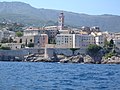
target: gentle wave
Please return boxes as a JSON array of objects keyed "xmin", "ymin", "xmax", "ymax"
[{"xmin": 0, "ymin": 62, "xmax": 120, "ymax": 90}]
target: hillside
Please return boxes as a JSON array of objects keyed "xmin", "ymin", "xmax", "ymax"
[{"xmin": 0, "ymin": 1, "xmax": 120, "ymax": 32}]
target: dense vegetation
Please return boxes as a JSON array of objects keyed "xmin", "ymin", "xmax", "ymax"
[
  {"xmin": 103, "ymin": 39, "xmax": 116, "ymax": 59},
  {"xmin": 86, "ymin": 39, "xmax": 118, "ymax": 63},
  {"xmin": 86, "ymin": 44, "xmax": 102, "ymax": 57}
]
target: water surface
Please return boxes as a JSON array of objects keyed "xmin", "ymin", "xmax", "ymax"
[{"xmin": 0, "ymin": 62, "xmax": 120, "ymax": 90}]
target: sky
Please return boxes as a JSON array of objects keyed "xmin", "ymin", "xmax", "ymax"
[{"xmin": 0, "ymin": 0, "xmax": 120, "ymax": 15}]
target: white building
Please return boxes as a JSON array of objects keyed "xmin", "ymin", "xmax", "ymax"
[
  {"xmin": 95, "ymin": 35, "xmax": 105, "ymax": 47},
  {"xmin": 56, "ymin": 34, "xmax": 73, "ymax": 48},
  {"xmin": 91, "ymin": 32, "xmax": 105, "ymax": 47},
  {"xmin": 113, "ymin": 33, "xmax": 120, "ymax": 49},
  {"xmin": 55, "ymin": 34, "xmax": 95, "ymax": 48},
  {"xmin": 74, "ymin": 34, "xmax": 95, "ymax": 48}
]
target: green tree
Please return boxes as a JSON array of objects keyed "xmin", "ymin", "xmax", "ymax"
[
  {"xmin": 109, "ymin": 39, "xmax": 114, "ymax": 48},
  {"xmin": 104, "ymin": 38, "xmax": 109, "ymax": 48},
  {"xmin": 104, "ymin": 52, "xmax": 116, "ymax": 59},
  {"xmin": 104, "ymin": 39, "xmax": 115, "ymax": 53},
  {"xmin": 87, "ymin": 44, "xmax": 102, "ymax": 55},
  {"xmin": 16, "ymin": 31, "xmax": 23, "ymax": 37},
  {"xmin": 86, "ymin": 44, "xmax": 102, "ymax": 63}
]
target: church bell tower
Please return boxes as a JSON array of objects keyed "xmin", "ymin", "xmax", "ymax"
[{"xmin": 58, "ymin": 12, "xmax": 64, "ymax": 30}]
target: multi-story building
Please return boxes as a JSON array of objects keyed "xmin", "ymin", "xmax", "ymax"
[
  {"xmin": 55, "ymin": 34, "xmax": 73, "ymax": 48},
  {"xmin": 113, "ymin": 33, "xmax": 120, "ymax": 49},
  {"xmin": 74, "ymin": 34, "xmax": 95, "ymax": 48},
  {"xmin": 16, "ymin": 35, "xmax": 39, "ymax": 48},
  {"xmin": 95, "ymin": 35, "xmax": 105, "ymax": 47},
  {"xmin": 91, "ymin": 32, "xmax": 105, "ymax": 47},
  {"xmin": 16, "ymin": 34, "xmax": 48, "ymax": 48},
  {"xmin": 23, "ymin": 27, "xmax": 46, "ymax": 36},
  {"xmin": 24, "ymin": 27, "xmax": 58, "ymax": 39},
  {"xmin": 55, "ymin": 34, "xmax": 95, "ymax": 48}
]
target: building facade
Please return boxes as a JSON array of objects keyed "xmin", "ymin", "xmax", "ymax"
[
  {"xmin": 16, "ymin": 34, "xmax": 48, "ymax": 48},
  {"xmin": 55, "ymin": 34, "xmax": 73, "ymax": 48},
  {"xmin": 39, "ymin": 34, "xmax": 48, "ymax": 48},
  {"xmin": 23, "ymin": 27, "xmax": 46, "ymax": 36},
  {"xmin": 24, "ymin": 27, "xmax": 58, "ymax": 39},
  {"xmin": 95, "ymin": 35, "xmax": 105, "ymax": 47},
  {"xmin": 55, "ymin": 34, "xmax": 95, "ymax": 48}
]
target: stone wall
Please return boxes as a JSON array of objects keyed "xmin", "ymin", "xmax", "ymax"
[
  {"xmin": 0, "ymin": 48, "xmax": 45, "ymax": 61},
  {"xmin": 0, "ymin": 50, "xmax": 28, "ymax": 61},
  {"xmin": 45, "ymin": 48, "xmax": 86, "ymax": 58}
]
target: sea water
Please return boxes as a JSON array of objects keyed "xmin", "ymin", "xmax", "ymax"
[{"xmin": 0, "ymin": 62, "xmax": 120, "ymax": 90}]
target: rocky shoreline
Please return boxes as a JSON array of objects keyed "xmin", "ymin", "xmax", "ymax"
[{"xmin": 24, "ymin": 54, "xmax": 120, "ymax": 64}]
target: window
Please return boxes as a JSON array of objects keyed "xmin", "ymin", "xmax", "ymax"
[
  {"xmin": 30, "ymin": 39, "xmax": 32, "ymax": 42},
  {"xmin": 19, "ymin": 39, "xmax": 22, "ymax": 43}
]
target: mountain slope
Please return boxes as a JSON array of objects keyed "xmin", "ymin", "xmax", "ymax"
[{"xmin": 0, "ymin": 1, "xmax": 120, "ymax": 32}]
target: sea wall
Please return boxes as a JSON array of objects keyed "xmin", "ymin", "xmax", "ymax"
[
  {"xmin": 45, "ymin": 48, "xmax": 86, "ymax": 58},
  {"xmin": 0, "ymin": 50, "xmax": 28, "ymax": 61},
  {"xmin": 0, "ymin": 48, "xmax": 44, "ymax": 61}
]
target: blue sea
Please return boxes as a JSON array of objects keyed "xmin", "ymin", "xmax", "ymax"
[{"xmin": 0, "ymin": 62, "xmax": 120, "ymax": 90}]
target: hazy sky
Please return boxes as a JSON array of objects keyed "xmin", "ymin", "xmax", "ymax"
[{"xmin": 0, "ymin": 0, "xmax": 120, "ymax": 15}]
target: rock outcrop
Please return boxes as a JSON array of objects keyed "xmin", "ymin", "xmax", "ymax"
[
  {"xmin": 83, "ymin": 55, "xmax": 94, "ymax": 64},
  {"xmin": 24, "ymin": 53, "xmax": 120, "ymax": 64},
  {"xmin": 60, "ymin": 55, "xmax": 84, "ymax": 63},
  {"xmin": 101, "ymin": 56, "xmax": 120, "ymax": 64}
]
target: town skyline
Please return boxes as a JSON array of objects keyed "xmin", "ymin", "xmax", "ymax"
[{"xmin": 0, "ymin": 0, "xmax": 120, "ymax": 15}]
